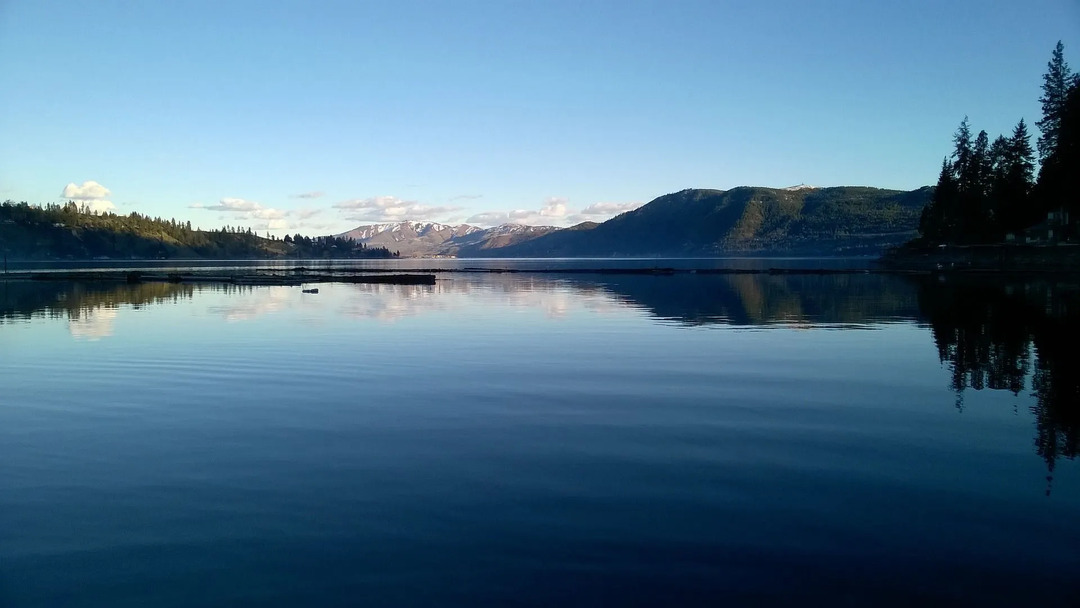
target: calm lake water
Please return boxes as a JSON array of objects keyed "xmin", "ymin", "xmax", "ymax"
[{"xmin": 1, "ymin": 268, "xmax": 1078, "ymax": 606}]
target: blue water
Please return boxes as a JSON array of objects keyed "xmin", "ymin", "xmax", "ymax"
[{"xmin": 1, "ymin": 273, "xmax": 1077, "ymax": 606}]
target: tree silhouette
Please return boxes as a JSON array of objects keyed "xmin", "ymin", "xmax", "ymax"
[{"xmin": 1037, "ymin": 41, "xmax": 1078, "ymax": 162}]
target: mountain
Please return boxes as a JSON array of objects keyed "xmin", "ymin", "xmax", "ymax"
[
  {"xmin": 478, "ymin": 186, "xmax": 933, "ymax": 257},
  {"xmin": 446, "ymin": 224, "xmax": 558, "ymax": 255},
  {"xmin": 335, "ymin": 221, "xmax": 556, "ymax": 257},
  {"xmin": 336, "ymin": 221, "xmax": 481, "ymax": 257}
]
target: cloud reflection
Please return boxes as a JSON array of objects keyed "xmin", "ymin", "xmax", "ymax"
[
  {"xmin": 335, "ymin": 277, "xmax": 633, "ymax": 323},
  {"xmin": 338, "ymin": 283, "xmax": 453, "ymax": 322},
  {"xmin": 208, "ymin": 286, "xmax": 300, "ymax": 322},
  {"xmin": 67, "ymin": 307, "xmax": 118, "ymax": 341}
]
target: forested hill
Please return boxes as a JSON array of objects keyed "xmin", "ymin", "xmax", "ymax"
[
  {"xmin": 1, "ymin": 188, "xmax": 932, "ymax": 260},
  {"xmin": 481, "ymin": 186, "xmax": 933, "ymax": 257},
  {"xmin": 0, "ymin": 201, "xmax": 396, "ymax": 260}
]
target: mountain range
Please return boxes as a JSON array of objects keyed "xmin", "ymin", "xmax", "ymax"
[
  {"xmin": 336, "ymin": 221, "xmax": 558, "ymax": 257},
  {"xmin": 336, "ymin": 185, "xmax": 933, "ymax": 257}
]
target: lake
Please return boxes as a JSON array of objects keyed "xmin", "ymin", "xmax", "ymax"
[{"xmin": 1, "ymin": 267, "xmax": 1078, "ymax": 606}]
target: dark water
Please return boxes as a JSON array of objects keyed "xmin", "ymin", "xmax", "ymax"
[{"xmin": 1, "ymin": 271, "xmax": 1078, "ymax": 606}]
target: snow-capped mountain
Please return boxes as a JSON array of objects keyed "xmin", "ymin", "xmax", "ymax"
[
  {"xmin": 335, "ymin": 221, "xmax": 555, "ymax": 257},
  {"xmin": 338, "ymin": 221, "xmax": 481, "ymax": 241}
]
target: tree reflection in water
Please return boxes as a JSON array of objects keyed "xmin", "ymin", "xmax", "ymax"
[{"xmin": 916, "ymin": 275, "xmax": 1080, "ymax": 495}]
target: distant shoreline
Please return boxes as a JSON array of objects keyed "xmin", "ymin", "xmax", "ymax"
[
  {"xmin": 880, "ymin": 243, "xmax": 1080, "ymax": 272},
  {"xmin": 4, "ymin": 264, "xmax": 1080, "ymax": 288}
]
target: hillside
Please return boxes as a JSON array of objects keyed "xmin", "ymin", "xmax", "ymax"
[
  {"xmin": 481, "ymin": 186, "xmax": 933, "ymax": 257},
  {"xmin": 0, "ymin": 202, "xmax": 394, "ymax": 260}
]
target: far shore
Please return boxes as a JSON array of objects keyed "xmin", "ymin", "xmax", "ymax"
[
  {"xmin": 2, "ymin": 264, "xmax": 1078, "ymax": 288},
  {"xmin": 3, "ymin": 244, "xmax": 1079, "ymax": 287},
  {"xmin": 880, "ymin": 243, "xmax": 1080, "ymax": 272}
]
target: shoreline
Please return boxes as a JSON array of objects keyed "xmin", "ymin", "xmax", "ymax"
[
  {"xmin": 3, "ymin": 265, "xmax": 1078, "ymax": 287},
  {"xmin": 880, "ymin": 243, "xmax": 1080, "ymax": 272}
]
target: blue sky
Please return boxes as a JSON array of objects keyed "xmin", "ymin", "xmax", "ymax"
[{"xmin": 1, "ymin": 0, "xmax": 1077, "ymax": 235}]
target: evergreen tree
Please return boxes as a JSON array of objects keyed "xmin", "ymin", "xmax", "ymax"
[
  {"xmin": 988, "ymin": 119, "xmax": 1037, "ymax": 237},
  {"xmin": 1008, "ymin": 119, "xmax": 1036, "ymax": 188},
  {"xmin": 952, "ymin": 117, "xmax": 973, "ymax": 190},
  {"xmin": 1034, "ymin": 83, "xmax": 1080, "ymax": 237},
  {"xmin": 1037, "ymin": 41, "xmax": 1078, "ymax": 162},
  {"xmin": 966, "ymin": 130, "xmax": 993, "ymax": 239},
  {"xmin": 921, "ymin": 157, "xmax": 959, "ymax": 242},
  {"xmin": 987, "ymin": 135, "xmax": 1010, "ymax": 238},
  {"xmin": 973, "ymin": 130, "xmax": 992, "ymax": 196},
  {"xmin": 946, "ymin": 122, "xmax": 993, "ymax": 241}
]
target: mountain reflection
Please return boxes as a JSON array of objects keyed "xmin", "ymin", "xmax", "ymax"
[
  {"xmin": 915, "ymin": 275, "xmax": 1079, "ymax": 492},
  {"xmin": 559, "ymin": 273, "xmax": 920, "ymax": 326},
  {"xmin": 2, "ymin": 272, "xmax": 1077, "ymax": 489},
  {"xmin": 1, "ymin": 274, "xmax": 922, "ymax": 327}
]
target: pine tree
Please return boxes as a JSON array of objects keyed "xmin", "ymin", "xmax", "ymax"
[
  {"xmin": 921, "ymin": 157, "xmax": 958, "ymax": 242},
  {"xmin": 1037, "ymin": 41, "xmax": 1078, "ymax": 162},
  {"xmin": 988, "ymin": 120, "xmax": 1037, "ymax": 236},
  {"xmin": 952, "ymin": 117, "xmax": 973, "ymax": 190},
  {"xmin": 987, "ymin": 135, "xmax": 1010, "ymax": 238},
  {"xmin": 952, "ymin": 127, "xmax": 992, "ymax": 241},
  {"xmin": 1009, "ymin": 119, "xmax": 1036, "ymax": 188},
  {"xmin": 973, "ymin": 130, "xmax": 992, "ymax": 196},
  {"xmin": 1034, "ymin": 82, "xmax": 1080, "ymax": 237}
]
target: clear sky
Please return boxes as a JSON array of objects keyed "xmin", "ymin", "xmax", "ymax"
[{"xmin": 1, "ymin": 0, "xmax": 1077, "ymax": 235}]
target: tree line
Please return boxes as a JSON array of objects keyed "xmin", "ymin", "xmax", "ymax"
[
  {"xmin": 919, "ymin": 41, "xmax": 1079, "ymax": 244},
  {"xmin": 0, "ymin": 200, "xmax": 396, "ymax": 260},
  {"xmin": 283, "ymin": 233, "xmax": 398, "ymax": 258}
]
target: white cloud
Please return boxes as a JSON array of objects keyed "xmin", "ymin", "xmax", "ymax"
[
  {"xmin": 61, "ymin": 180, "xmax": 115, "ymax": 213},
  {"xmin": 334, "ymin": 195, "xmax": 462, "ymax": 223},
  {"xmin": 206, "ymin": 197, "xmax": 263, "ymax": 212},
  {"xmin": 190, "ymin": 197, "xmax": 291, "ymax": 229},
  {"xmin": 262, "ymin": 219, "xmax": 290, "ymax": 230},
  {"xmin": 62, "ymin": 180, "xmax": 111, "ymax": 200},
  {"xmin": 467, "ymin": 197, "xmax": 572, "ymax": 227},
  {"xmin": 465, "ymin": 211, "xmax": 511, "ymax": 225},
  {"xmin": 84, "ymin": 200, "xmax": 117, "ymax": 213},
  {"xmin": 538, "ymin": 197, "xmax": 568, "ymax": 218},
  {"xmin": 565, "ymin": 201, "xmax": 644, "ymax": 224},
  {"xmin": 294, "ymin": 208, "xmax": 323, "ymax": 220},
  {"xmin": 290, "ymin": 191, "xmax": 325, "ymax": 199},
  {"xmin": 251, "ymin": 208, "xmax": 287, "ymax": 220},
  {"xmin": 579, "ymin": 201, "xmax": 643, "ymax": 216}
]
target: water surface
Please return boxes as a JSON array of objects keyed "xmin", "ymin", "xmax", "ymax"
[{"xmin": 1, "ymin": 272, "xmax": 1077, "ymax": 606}]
